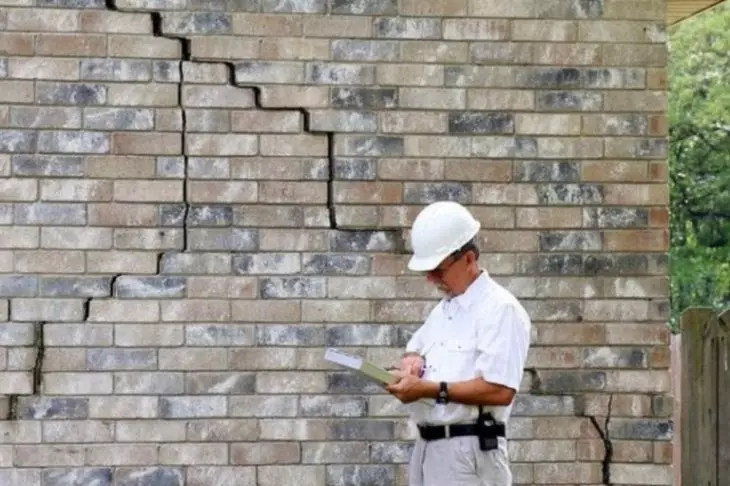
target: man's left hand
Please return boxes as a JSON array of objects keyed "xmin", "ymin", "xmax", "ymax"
[{"xmin": 385, "ymin": 371, "xmax": 430, "ymax": 404}]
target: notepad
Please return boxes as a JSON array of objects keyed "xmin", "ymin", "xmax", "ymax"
[{"xmin": 324, "ymin": 348, "xmax": 435, "ymax": 407}]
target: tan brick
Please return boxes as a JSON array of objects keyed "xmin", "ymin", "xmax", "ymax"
[
  {"xmin": 0, "ymin": 80, "xmax": 34, "ymax": 103},
  {"xmin": 604, "ymin": 91, "xmax": 666, "ymax": 112},
  {"xmin": 7, "ymin": 9, "xmax": 79, "ymax": 32},
  {"xmin": 533, "ymin": 42, "xmax": 601, "ymax": 65},
  {"xmin": 401, "ymin": 0, "xmax": 467, "ymax": 15},
  {"xmin": 467, "ymin": 89, "xmax": 534, "ymax": 110},
  {"xmin": 259, "ymin": 86, "xmax": 330, "ymax": 108},
  {"xmin": 192, "ymin": 36, "xmax": 260, "ymax": 60},
  {"xmin": 79, "ymin": 11, "xmax": 152, "ymax": 34},
  {"xmin": 516, "ymin": 113, "xmax": 581, "ymax": 135},
  {"xmin": 301, "ymin": 16, "xmax": 371, "ymax": 37},
  {"xmin": 260, "ymin": 38, "xmax": 330, "ymax": 60},
  {"xmin": 188, "ymin": 181, "xmax": 258, "ymax": 203},
  {"xmin": 0, "ymin": 33, "xmax": 34, "ymax": 55},
  {"xmin": 86, "ymin": 251, "xmax": 157, "ymax": 274},
  {"xmin": 230, "ymin": 110, "xmax": 302, "ymax": 133},
  {"xmin": 113, "ymin": 133, "xmax": 182, "ymax": 155},
  {"xmin": 15, "ymin": 250, "xmax": 84, "ymax": 273},
  {"xmin": 512, "ymin": 20, "xmax": 577, "ymax": 42},
  {"xmin": 333, "ymin": 182, "xmax": 402, "ymax": 204},
  {"xmin": 108, "ymin": 84, "xmax": 179, "ymax": 106},
  {"xmin": 259, "ymin": 182, "xmax": 327, "ymax": 204},
  {"xmin": 108, "ymin": 35, "xmax": 181, "ymax": 58},
  {"xmin": 35, "ymin": 34, "xmax": 106, "ymax": 57},
  {"xmin": 605, "ymin": 229, "xmax": 669, "ymax": 252},
  {"xmin": 113, "ymin": 180, "xmax": 183, "ymax": 202},
  {"xmin": 186, "ymin": 134, "xmax": 257, "ymax": 156},
  {"xmin": 376, "ymin": 64, "xmax": 444, "ymax": 86},
  {"xmin": 88, "ymin": 203, "xmax": 158, "ymax": 226},
  {"xmin": 231, "ymin": 300, "xmax": 301, "ymax": 322},
  {"xmin": 9, "ymin": 57, "xmax": 79, "ymax": 80}
]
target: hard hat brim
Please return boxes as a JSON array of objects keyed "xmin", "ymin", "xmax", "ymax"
[{"xmin": 407, "ymin": 253, "xmax": 447, "ymax": 272}]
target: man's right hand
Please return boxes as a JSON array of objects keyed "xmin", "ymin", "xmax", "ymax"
[{"xmin": 400, "ymin": 353, "xmax": 425, "ymax": 377}]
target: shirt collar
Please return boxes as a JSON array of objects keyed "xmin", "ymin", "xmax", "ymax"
[{"xmin": 447, "ymin": 269, "xmax": 490, "ymax": 311}]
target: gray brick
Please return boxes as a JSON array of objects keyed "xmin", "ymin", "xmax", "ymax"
[
  {"xmin": 0, "ymin": 130, "xmax": 37, "ymax": 152},
  {"xmin": 329, "ymin": 0, "xmax": 396, "ymax": 13},
  {"xmin": 334, "ymin": 135, "xmax": 404, "ymax": 157},
  {"xmin": 448, "ymin": 112, "xmax": 514, "ymax": 134},
  {"xmin": 154, "ymin": 60, "xmax": 181, "ymax": 83},
  {"xmin": 38, "ymin": 131, "xmax": 109, "ymax": 154},
  {"xmin": 0, "ymin": 58, "xmax": 6, "ymax": 77},
  {"xmin": 233, "ymin": 253, "xmax": 301, "ymax": 275},
  {"xmin": 187, "ymin": 110, "xmax": 230, "ymax": 133},
  {"xmin": 36, "ymin": 83, "xmax": 107, "ymax": 106},
  {"xmin": 160, "ymin": 396, "xmax": 227, "ymax": 418},
  {"xmin": 652, "ymin": 395, "xmax": 672, "ymax": 417},
  {"xmin": 156, "ymin": 157, "xmax": 185, "ymax": 179},
  {"xmin": 17, "ymin": 397, "xmax": 89, "ymax": 419},
  {"xmin": 159, "ymin": 253, "xmax": 232, "ymax": 274},
  {"xmin": 301, "ymin": 254, "xmax": 370, "ymax": 275},
  {"xmin": 471, "ymin": 136, "xmax": 537, "ymax": 158},
  {"xmin": 582, "ymin": 346, "xmax": 648, "ymax": 368},
  {"xmin": 11, "ymin": 298, "xmax": 85, "ymax": 322},
  {"xmin": 87, "ymin": 348, "xmax": 157, "ymax": 371},
  {"xmin": 0, "ymin": 322, "xmax": 36, "ymax": 345},
  {"xmin": 608, "ymin": 419, "xmax": 672, "ymax": 441},
  {"xmin": 309, "ymin": 110, "xmax": 378, "ymax": 133},
  {"xmin": 15, "ymin": 203, "xmax": 86, "ymax": 225},
  {"xmin": 583, "ymin": 68, "xmax": 645, "ymax": 89},
  {"xmin": 330, "ymin": 231, "xmax": 398, "ymax": 252},
  {"xmin": 512, "ymin": 395, "xmax": 576, "ymax": 416},
  {"xmin": 114, "ymin": 276, "xmax": 186, "ymax": 298},
  {"xmin": 160, "ymin": 204, "xmax": 186, "ymax": 227},
  {"xmin": 10, "ymin": 107, "xmax": 82, "ymax": 129},
  {"xmin": 536, "ymin": 255, "xmax": 586, "ymax": 276},
  {"xmin": 332, "ymin": 158, "xmax": 376, "ymax": 180},
  {"xmin": 12, "ymin": 155, "xmax": 85, "ymax": 177},
  {"xmin": 260, "ymin": 277, "xmax": 326, "ymax": 299},
  {"xmin": 370, "ymin": 442, "xmax": 413, "ymax": 463},
  {"xmin": 374, "ymin": 18, "xmax": 441, "ymax": 39},
  {"xmin": 332, "ymin": 40, "xmax": 400, "ymax": 61},
  {"xmin": 80, "ymin": 59, "xmax": 152, "ymax": 82},
  {"xmin": 536, "ymin": 184, "xmax": 604, "ymax": 204},
  {"xmin": 537, "ymin": 371, "xmax": 606, "ymax": 392},
  {"xmin": 331, "ymin": 88, "xmax": 398, "ymax": 109},
  {"xmin": 256, "ymin": 324, "xmax": 325, "ymax": 346},
  {"xmin": 514, "ymin": 161, "xmax": 580, "ymax": 182},
  {"xmin": 536, "ymin": 91, "xmax": 602, "ymax": 111},
  {"xmin": 186, "ymin": 324, "xmax": 255, "ymax": 346},
  {"xmin": 41, "ymin": 468, "xmax": 112, "ymax": 486},
  {"xmin": 326, "ymin": 372, "xmax": 384, "ymax": 394},
  {"xmin": 263, "ymin": 0, "xmax": 326, "ymax": 12},
  {"xmin": 114, "ymin": 372, "xmax": 184, "ymax": 394},
  {"xmin": 0, "ymin": 275, "xmax": 37, "ymax": 297},
  {"xmin": 162, "ymin": 12, "xmax": 232, "ymax": 34},
  {"xmin": 83, "ymin": 108, "xmax": 154, "ymax": 131},
  {"xmin": 404, "ymin": 182, "xmax": 472, "ymax": 204},
  {"xmin": 235, "ymin": 61, "xmax": 304, "ymax": 84},
  {"xmin": 326, "ymin": 324, "xmax": 392, "ymax": 346},
  {"xmin": 328, "ymin": 419, "xmax": 395, "ymax": 440},
  {"xmin": 114, "ymin": 468, "xmax": 184, "ymax": 486},
  {"xmin": 39, "ymin": 277, "xmax": 111, "ymax": 298},
  {"xmin": 636, "ymin": 138, "xmax": 667, "ymax": 158},
  {"xmin": 300, "ymin": 395, "xmax": 367, "ymax": 417},
  {"xmin": 584, "ymin": 208, "xmax": 649, "ymax": 229},
  {"xmin": 185, "ymin": 372, "xmax": 256, "ymax": 394},
  {"xmin": 539, "ymin": 231, "xmax": 602, "ymax": 252},
  {"xmin": 188, "ymin": 228, "xmax": 259, "ymax": 251},
  {"xmin": 306, "ymin": 63, "xmax": 375, "ymax": 85},
  {"xmin": 187, "ymin": 158, "xmax": 230, "ymax": 179},
  {"xmin": 566, "ymin": 0, "xmax": 605, "ymax": 17}
]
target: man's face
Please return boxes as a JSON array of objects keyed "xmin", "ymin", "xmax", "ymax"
[{"xmin": 425, "ymin": 251, "xmax": 469, "ymax": 296}]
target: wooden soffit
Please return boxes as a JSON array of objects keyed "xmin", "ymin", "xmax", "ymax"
[{"xmin": 668, "ymin": 0, "xmax": 727, "ymax": 24}]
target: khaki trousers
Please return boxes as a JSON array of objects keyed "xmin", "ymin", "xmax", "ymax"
[{"xmin": 408, "ymin": 436, "xmax": 512, "ymax": 486}]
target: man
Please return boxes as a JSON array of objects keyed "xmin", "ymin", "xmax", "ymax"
[{"xmin": 385, "ymin": 200, "xmax": 532, "ymax": 486}]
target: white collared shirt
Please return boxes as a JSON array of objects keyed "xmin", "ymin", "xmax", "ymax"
[{"xmin": 405, "ymin": 270, "xmax": 532, "ymax": 426}]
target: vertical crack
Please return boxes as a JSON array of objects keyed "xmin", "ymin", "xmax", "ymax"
[
  {"xmin": 148, "ymin": 12, "xmax": 191, "ymax": 252},
  {"xmin": 587, "ymin": 393, "xmax": 614, "ymax": 485},
  {"xmin": 32, "ymin": 322, "xmax": 45, "ymax": 395},
  {"xmin": 82, "ymin": 298, "xmax": 91, "ymax": 322}
]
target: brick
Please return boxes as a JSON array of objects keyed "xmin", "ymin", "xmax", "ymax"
[{"xmin": 161, "ymin": 12, "xmax": 232, "ymax": 35}]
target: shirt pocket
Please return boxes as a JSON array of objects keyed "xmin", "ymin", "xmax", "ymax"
[{"xmin": 441, "ymin": 339, "xmax": 479, "ymax": 381}]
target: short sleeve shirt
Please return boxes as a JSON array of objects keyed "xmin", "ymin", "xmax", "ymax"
[{"xmin": 404, "ymin": 271, "xmax": 532, "ymax": 426}]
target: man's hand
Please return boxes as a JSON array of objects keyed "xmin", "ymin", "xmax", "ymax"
[
  {"xmin": 400, "ymin": 353, "xmax": 425, "ymax": 377},
  {"xmin": 386, "ymin": 371, "xmax": 432, "ymax": 404}
]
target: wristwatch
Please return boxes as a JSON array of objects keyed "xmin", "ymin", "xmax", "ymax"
[{"xmin": 436, "ymin": 381, "xmax": 449, "ymax": 404}]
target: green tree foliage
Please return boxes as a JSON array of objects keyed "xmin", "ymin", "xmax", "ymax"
[{"xmin": 669, "ymin": 2, "xmax": 730, "ymax": 331}]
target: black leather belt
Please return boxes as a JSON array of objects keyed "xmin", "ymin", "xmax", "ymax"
[{"xmin": 418, "ymin": 422, "xmax": 505, "ymax": 441}]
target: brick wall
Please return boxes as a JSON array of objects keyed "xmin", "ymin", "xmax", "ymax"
[{"xmin": 0, "ymin": 0, "xmax": 672, "ymax": 484}]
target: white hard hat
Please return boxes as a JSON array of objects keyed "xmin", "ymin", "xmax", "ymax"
[{"xmin": 407, "ymin": 201, "xmax": 481, "ymax": 272}]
